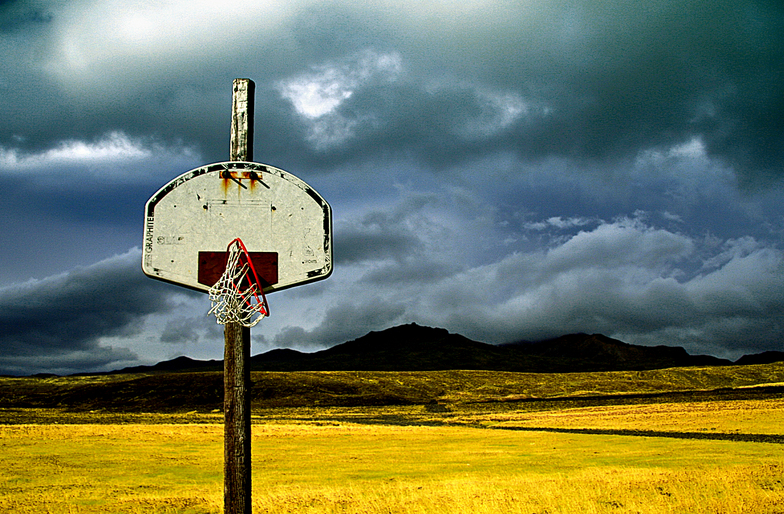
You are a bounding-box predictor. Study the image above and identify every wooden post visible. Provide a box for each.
[224,323,251,514]
[225,78,254,514]
[231,78,255,162]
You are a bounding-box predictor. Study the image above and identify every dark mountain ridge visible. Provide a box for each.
[501,333,729,372]
[102,323,778,376]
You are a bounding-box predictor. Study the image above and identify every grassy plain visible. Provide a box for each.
[1,364,783,513]
[3,362,784,413]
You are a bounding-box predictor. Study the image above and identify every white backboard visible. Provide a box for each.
[142,161,332,293]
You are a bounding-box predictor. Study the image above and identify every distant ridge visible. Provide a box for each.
[110,356,220,374]
[251,324,516,371]
[500,333,729,372]
[101,323,781,376]
[734,351,784,366]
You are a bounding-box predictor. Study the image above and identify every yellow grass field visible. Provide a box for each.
[1,398,783,513]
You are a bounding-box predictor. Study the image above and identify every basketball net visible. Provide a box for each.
[208,238,270,327]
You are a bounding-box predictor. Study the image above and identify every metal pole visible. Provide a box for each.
[225,78,254,514]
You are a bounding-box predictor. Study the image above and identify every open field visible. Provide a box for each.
[1,363,783,512]
[1,398,783,513]
[2,361,784,413]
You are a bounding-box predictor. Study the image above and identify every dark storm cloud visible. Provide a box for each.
[336,230,420,265]
[1,176,152,227]
[0,131,202,284]
[2,0,780,181]
[0,0,53,31]
[252,0,784,181]
[0,249,183,374]
[304,214,784,359]
[332,191,469,285]
[273,302,407,350]
[334,201,429,265]
[159,317,202,345]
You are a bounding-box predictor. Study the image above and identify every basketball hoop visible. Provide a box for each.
[208,238,270,327]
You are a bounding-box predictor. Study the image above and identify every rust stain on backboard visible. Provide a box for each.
[220,168,265,195]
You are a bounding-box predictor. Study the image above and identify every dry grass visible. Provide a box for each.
[251,466,784,514]
[2,364,783,512]
[460,397,784,435]
[1,411,782,513]
[2,362,783,413]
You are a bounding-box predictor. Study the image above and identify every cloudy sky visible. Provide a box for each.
[1,0,783,375]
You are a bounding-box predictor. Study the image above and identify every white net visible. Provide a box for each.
[208,238,269,327]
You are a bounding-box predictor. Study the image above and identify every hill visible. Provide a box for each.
[500,332,729,371]
[3,323,781,420]
[110,323,752,375]
[2,363,783,415]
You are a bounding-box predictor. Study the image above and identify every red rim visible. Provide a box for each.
[228,237,270,317]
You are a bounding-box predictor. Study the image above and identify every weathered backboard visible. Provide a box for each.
[142,161,332,293]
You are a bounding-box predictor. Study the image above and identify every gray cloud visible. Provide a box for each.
[159,317,203,345]
[273,302,408,350]
[290,211,784,360]
[335,195,433,265]
[270,0,784,180]
[336,229,421,266]
[1,1,780,181]
[452,225,784,357]
[1,345,138,378]
[0,132,203,285]
[0,249,185,374]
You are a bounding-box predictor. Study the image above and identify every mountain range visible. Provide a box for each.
[112,323,783,375]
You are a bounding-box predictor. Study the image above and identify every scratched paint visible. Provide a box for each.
[142,161,332,294]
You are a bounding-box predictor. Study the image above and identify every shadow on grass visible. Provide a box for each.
[487,426,784,444]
